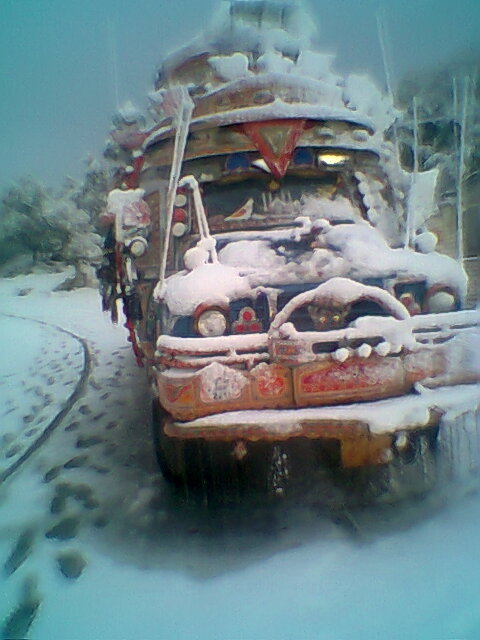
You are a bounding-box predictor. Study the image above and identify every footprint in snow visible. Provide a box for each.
[56,549,87,580]
[78,404,91,415]
[63,455,89,469]
[45,516,81,541]
[3,528,36,577]
[76,436,103,449]
[64,420,80,432]
[1,575,41,640]
[43,466,62,483]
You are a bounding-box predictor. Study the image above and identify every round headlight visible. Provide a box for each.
[128,236,148,257]
[196,309,227,337]
[426,291,456,313]
[172,221,187,237]
[175,193,187,207]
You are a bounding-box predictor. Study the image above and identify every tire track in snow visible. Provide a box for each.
[0,313,91,484]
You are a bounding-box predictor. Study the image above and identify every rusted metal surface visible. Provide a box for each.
[162,413,433,468]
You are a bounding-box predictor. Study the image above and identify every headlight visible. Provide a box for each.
[317,152,348,166]
[196,308,227,337]
[127,236,148,257]
[425,290,456,313]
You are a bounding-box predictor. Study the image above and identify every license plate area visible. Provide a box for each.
[293,355,409,406]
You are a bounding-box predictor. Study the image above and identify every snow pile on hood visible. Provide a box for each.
[218,239,287,272]
[271,276,410,331]
[318,220,467,294]
[218,237,347,286]
[300,195,362,223]
[162,262,252,316]
[161,216,467,317]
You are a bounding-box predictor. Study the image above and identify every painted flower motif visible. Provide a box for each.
[123,199,151,227]
[256,371,286,396]
[199,363,247,402]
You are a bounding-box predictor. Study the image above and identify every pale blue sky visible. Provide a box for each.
[1,0,479,189]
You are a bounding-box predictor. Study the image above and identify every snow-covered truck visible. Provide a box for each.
[99,2,479,493]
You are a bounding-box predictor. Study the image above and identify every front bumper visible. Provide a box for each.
[162,384,479,467]
[156,354,415,421]
[155,309,480,421]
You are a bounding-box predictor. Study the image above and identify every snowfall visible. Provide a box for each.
[1,266,480,640]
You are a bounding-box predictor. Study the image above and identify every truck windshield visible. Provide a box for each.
[170,160,366,271]
[201,168,359,232]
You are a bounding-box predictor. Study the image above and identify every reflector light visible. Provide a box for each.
[172,208,188,237]
[399,292,421,316]
[173,207,187,223]
[307,305,346,330]
[232,307,262,333]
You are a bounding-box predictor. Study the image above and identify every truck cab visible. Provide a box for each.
[98,1,479,495]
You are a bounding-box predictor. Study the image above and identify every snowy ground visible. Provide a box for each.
[0,266,479,640]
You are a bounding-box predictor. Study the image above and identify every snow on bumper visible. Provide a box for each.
[162,384,480,467]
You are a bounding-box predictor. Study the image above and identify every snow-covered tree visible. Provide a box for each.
[0,160,109,287]
[0,178,67,265]
[395,55,479,267]
[70,158,110,230]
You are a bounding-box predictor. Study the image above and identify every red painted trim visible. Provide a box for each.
[238,119,307,178]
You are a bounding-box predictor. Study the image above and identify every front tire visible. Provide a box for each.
[152,399,182,483]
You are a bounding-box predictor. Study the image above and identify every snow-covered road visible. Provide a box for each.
[0,315,88,482]
[0,268,479,640]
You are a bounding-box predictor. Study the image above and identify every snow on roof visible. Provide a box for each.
[144,99,377,150]
[343,74,399,134]
[112,101,146,128]
[209,52,252,82]
[147,2,397,143]
[295,50,335,81]
[159,1,317,80]
[106,187,144,215]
